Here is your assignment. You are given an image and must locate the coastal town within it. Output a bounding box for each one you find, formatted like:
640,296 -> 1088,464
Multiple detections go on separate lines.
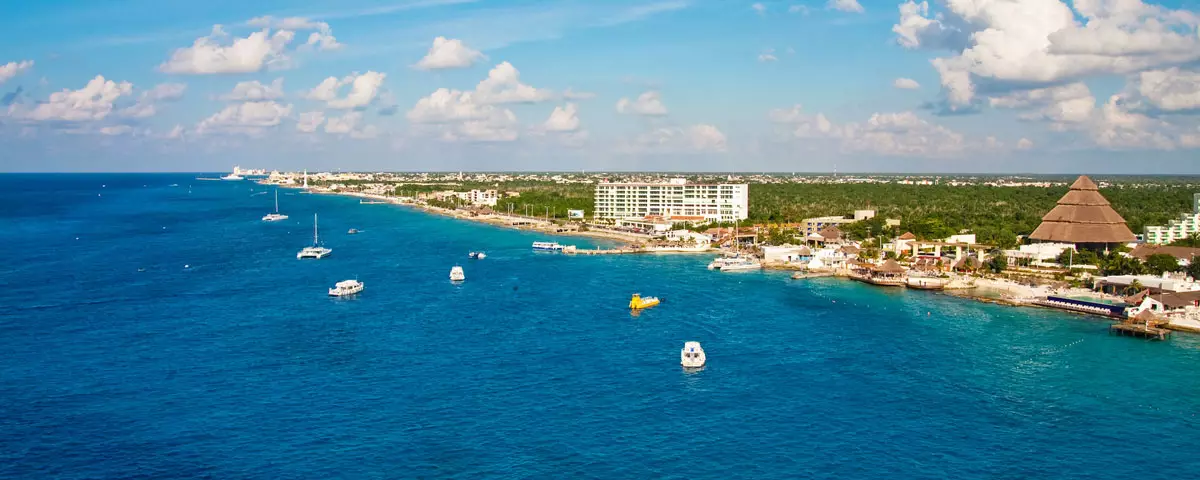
230,166 -> 1200,339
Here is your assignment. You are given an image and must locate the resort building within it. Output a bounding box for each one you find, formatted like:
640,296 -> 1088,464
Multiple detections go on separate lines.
1028,175 -> 1136,250
801,210 -> 876,235
593,178 -> 748,223
1144,194 -> 1200,245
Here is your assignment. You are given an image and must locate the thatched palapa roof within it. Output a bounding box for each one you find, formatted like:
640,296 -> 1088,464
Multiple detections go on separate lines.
872,259 -> 906,274
818,226 -> 843,241
1029,175 -> 1136,244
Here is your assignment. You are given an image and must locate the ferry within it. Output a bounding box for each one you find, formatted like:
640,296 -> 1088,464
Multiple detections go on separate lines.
297,214 -> 332,259
629,293 -> 660,310
681,341 -> 706,368
450,265 -> 466,282
532,241 -> 564,251
328,279 -> 364,297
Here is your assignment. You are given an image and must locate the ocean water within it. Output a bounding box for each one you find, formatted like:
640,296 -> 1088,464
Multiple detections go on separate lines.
3,174 -> 1199,479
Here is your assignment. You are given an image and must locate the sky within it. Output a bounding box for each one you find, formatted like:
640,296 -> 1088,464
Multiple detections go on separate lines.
2,0 -> 1200,173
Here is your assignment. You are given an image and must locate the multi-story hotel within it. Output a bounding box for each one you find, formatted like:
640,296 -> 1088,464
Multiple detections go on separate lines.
1144,193 -> 1200,245
593,178 -> 748,223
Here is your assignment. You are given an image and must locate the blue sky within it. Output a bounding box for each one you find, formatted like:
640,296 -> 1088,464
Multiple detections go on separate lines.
2,0 -> 1200,173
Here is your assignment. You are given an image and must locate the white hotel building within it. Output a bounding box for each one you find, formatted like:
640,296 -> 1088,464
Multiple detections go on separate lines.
1144,193 -> 1200,245
593,178 -> 749,223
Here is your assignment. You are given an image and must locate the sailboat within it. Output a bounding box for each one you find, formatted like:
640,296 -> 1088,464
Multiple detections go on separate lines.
297,214 -> 332,259
262,190 -> 288,221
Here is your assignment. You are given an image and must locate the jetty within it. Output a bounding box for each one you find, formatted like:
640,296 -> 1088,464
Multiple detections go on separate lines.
1109,311 -> 1172,340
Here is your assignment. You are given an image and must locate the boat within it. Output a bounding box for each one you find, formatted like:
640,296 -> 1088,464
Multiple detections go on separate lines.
360,199 -> 388,205
262,190 -> 288,221
328,279 -> 364,297
347,228 -> 359,234
469,252 -> 487,259
449,265 -> 466,281
629,293 -> 660,310
532,241 -> 564,251
220,173 -> 244,181
297,214 -> 333,259
681,341 -> 706,368
718,257 -> 762,272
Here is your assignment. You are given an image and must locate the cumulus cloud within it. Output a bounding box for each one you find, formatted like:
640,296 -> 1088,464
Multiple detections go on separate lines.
159,25 -> 295,74
305,71 -> 386,109
1017,138 -> 1034,149
634,124 -> 728,153
247,16 -> 342,51
323,111 -> 377,138
894,0 -> 1200,107
11,75 -> 133,122
544,103 -> 581,132
768,104 -> 1009,156
220,78 -> 284,101
0,60 -> 34,84
828,0 -> 864,13
415,37 -> 486,70
407,88 -> 518,142
616,91 -> 668,116
118,82 -> 187,118
474,62 -> 553,104
893,78 -> 920,90
296,111 -> 325,133
195,101 -> 292,135
1127,68 -> 1200,112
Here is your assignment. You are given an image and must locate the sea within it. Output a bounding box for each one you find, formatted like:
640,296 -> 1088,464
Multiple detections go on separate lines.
2,173 -> 1199,479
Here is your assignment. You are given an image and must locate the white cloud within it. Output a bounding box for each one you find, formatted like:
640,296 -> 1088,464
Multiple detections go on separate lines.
0,60 -> 34,84
99,125 -> 133,136
118,82 -> 187,119
160,25 -> 295,74
196,101 -> 293,135
758,49 -> 778,62
562,88 -> 596,100
893,78 -> 920,90
989,83 -> 1096,125
768,105 -> 1005,156
220,78 -> 285,101
407,88 -> 519,142
635,124 -> 728,152
324,111 -> 377,138
296,111 -> 325,133
544,103 -> 581,132
474,62 -> 553,104
1128,68 -> 1200,112
616,91 -> 668,116
752,3 -> 766,15
167,125 -> 185,139
11,75 -> 133,122
247,16 -> 342,51
1017,138 -> 1034,149
305,71 -> 386,109
894,0 -> 1200,106
828,0 -> 864,13
415,36 -> 486,70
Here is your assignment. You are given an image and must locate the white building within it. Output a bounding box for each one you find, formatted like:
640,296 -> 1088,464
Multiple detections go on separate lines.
453,189 -> 498,207
1144,193 -> 1200,244
593,178 -> 748,223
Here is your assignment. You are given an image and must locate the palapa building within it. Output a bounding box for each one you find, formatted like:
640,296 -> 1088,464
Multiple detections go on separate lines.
1029,175 -> 1136,249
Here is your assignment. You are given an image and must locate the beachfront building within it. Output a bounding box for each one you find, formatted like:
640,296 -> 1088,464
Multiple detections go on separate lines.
593,178 -> 748,223
801,210 -> 876,235
1097,273 -> 1200,295
762,245 -> 813,264
1028,175 -> 1136,251
458,189 -> 499,207
1144,193 -> 1200,245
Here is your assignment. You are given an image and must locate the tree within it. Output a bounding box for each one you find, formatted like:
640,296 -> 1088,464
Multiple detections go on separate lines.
1102,254 -> 1146,276
1144,254 -> 1182,275
1125,279 -> 1145,296
986,254 -> 1008,273
1188,260 -> 1200,280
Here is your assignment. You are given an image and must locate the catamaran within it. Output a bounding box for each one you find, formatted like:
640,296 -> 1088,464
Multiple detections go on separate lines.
262,190 -> 288,221
297,214 -> 332,259
449,265 -> 466,281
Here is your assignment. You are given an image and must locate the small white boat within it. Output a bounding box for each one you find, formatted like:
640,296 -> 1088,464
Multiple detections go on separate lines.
347,228 -> 359,234
450,265 -> 466,281
297,214 -> 332,259
532,241 -> 563,251
220,173 -> 244,181
681,341 -> 706,368
718,257 -> 762,272
262,189 -> 288,221
469,252 -> 487,259
328,279 -> 364,297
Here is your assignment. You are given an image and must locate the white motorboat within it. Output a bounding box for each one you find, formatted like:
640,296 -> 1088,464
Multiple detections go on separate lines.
297,214 -> 333,259
220,173 -> 244,181
328,279 -> 364,297
681,341 -> 706,368
718,257 -> 762,272
450,265 -> 466,281
262,189 -> 288,221
469,252 -> 487,259
532,241 -> 563,251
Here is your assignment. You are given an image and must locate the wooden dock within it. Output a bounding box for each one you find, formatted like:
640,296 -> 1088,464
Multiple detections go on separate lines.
1109,323 -> 1172,340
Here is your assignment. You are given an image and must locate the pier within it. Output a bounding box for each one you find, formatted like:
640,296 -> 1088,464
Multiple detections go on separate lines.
1109,323 -> 1172,340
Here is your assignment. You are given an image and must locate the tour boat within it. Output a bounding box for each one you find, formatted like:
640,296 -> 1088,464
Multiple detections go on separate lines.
262,190 -> 288,221
681,341 -> 706,368
532,241 -> 564,251
449,265 -> 466,281
629,293 -> 661,310
297,214 -> 333,259
718,257 -> 762,272
469,252 -> 487,259
347,228 -> 359,234
328,279 -> 364,297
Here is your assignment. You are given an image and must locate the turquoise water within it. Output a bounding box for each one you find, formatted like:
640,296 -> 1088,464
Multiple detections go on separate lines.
3,174 -> 1199,479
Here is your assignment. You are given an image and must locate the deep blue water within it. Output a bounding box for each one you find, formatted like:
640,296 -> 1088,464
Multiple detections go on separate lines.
3,174 -> 1199,479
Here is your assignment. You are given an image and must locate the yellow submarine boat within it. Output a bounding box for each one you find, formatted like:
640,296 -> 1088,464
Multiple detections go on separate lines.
629,293 -> 661,310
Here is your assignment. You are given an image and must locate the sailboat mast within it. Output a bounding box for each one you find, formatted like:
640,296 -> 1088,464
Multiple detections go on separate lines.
274,190 -> 279,213
313,213 -> 319,245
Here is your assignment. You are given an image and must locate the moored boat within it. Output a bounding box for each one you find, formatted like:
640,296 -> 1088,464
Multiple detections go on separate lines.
469,251 -> 487,259
681,341 -> 706,368
328,279 -> 364,297
450,265 -> 466,281
629,293 -> 661,310
532,241 -> 563,251
297,214 -> 332,259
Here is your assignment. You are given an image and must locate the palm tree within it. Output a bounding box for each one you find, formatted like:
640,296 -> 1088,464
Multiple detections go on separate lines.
1124,279 -> 1145,296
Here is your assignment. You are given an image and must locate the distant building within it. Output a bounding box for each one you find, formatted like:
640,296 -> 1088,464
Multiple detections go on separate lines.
457,189 -> 498,207
567,209 -> 585,219
593,178 -> 748,223
1144,193 -> 1200,245
801,209 -> 875,235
